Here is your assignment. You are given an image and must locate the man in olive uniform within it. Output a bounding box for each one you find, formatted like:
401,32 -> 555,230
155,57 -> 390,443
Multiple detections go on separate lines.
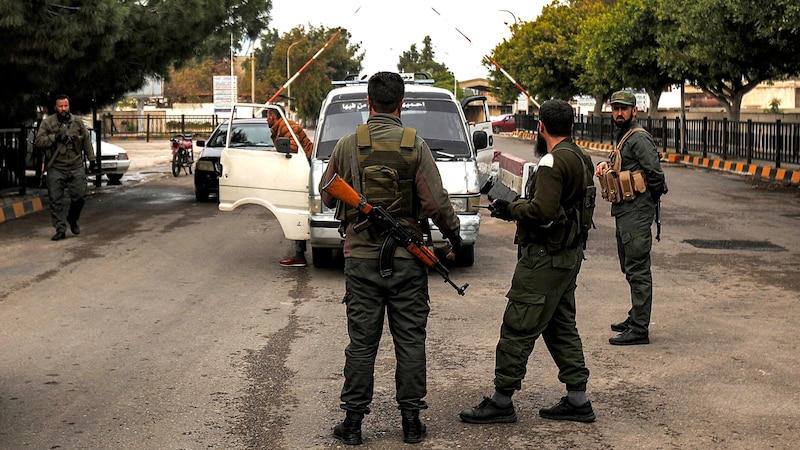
595,90 -> 667,345
319,72 -> 461,445
460,99 -> 596,424
34,94 -> 95,241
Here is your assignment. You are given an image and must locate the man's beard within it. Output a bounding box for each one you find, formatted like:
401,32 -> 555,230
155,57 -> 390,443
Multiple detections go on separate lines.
57,110 -> 71,122
534,134 -> 548,158
613,115 -> 633,129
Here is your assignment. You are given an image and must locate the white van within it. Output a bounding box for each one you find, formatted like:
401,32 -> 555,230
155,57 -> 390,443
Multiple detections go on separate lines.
217,76 -> 490,268
307,75 -> 490,267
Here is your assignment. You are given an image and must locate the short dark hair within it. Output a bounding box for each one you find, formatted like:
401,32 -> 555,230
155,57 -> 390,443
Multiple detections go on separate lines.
368,72 -> 404,113
268,104 -> 285,117
539,99 -> 573,137
55,94 -> 69,103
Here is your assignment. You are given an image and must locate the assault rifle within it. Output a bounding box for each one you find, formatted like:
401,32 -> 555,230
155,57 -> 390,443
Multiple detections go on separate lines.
322,173 -> 469,296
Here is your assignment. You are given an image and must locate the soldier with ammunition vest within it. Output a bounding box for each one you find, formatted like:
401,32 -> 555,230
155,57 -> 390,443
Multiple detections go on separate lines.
595,90 -> 667,346
319,71 -> 461,445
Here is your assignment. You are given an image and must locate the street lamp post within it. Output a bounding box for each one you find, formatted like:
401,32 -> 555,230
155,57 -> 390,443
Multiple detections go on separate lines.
286,39 -> 305,114
498,9 -> 518,26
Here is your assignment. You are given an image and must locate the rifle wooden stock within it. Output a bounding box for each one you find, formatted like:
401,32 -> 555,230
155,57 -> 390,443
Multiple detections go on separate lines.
321,173 -> 371,214
322,173 -> 468,296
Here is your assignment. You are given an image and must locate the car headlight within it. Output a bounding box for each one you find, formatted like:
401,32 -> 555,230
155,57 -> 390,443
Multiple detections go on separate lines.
196,160 -> 215,172
450,196 -> 481,213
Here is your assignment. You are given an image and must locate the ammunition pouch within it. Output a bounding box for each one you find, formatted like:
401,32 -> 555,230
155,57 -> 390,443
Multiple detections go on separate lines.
601,128 -> 649,204
601,169 -> 646,204
600,169 -> 622,203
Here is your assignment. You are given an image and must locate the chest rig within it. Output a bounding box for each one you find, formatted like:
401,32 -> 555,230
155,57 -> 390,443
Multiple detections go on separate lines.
343,124 -> 419,224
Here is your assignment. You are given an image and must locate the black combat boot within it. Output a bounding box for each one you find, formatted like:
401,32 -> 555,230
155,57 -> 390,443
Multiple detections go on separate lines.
401,409 -> 427,444
333,411 -> 363,445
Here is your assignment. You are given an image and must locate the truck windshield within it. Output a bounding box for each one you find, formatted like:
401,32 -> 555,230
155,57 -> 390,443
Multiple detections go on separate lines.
208,123 -> 275,149
315,98 -> 471,160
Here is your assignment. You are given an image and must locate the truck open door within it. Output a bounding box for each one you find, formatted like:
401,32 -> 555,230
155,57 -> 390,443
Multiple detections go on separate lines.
218,104 -> 311,241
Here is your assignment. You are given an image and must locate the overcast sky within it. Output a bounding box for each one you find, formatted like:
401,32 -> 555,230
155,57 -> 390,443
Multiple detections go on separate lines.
268,0 -> 548,81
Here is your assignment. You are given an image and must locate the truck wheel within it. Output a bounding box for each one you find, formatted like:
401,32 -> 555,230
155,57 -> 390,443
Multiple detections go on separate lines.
455,243 -> 475,267
195,189 -> 209,202
312,247 -> 334,268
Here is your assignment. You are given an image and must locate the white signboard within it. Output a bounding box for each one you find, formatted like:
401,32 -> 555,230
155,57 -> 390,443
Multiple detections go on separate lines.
213,76 -> 238,113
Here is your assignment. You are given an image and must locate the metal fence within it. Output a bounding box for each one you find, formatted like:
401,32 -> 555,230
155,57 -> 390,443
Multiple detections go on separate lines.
0,127 -> 35,195
0,115 -> 225,195
100,114 -> 222,141
516,114 -> 800,168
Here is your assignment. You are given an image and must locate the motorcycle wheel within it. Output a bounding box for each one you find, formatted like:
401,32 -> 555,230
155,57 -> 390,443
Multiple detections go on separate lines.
182,151 -> 193,174
172,154 -> 181,177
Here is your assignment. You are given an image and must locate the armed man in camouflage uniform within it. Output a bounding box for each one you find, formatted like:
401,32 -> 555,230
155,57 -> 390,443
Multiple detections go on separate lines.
34,94 -> 95,241
319,72 -> 461,445
595,90 -> 667,345
460,99 -> 596,425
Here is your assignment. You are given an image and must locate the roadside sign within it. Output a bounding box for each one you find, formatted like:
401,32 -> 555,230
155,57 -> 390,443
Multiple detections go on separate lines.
213,76 -> 237,113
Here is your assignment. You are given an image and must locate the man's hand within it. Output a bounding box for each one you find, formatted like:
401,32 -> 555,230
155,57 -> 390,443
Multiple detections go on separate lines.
445,233 -> 462,260
594,161 -> 609,178
489,199 -> 514,221
56,133 -> 70,144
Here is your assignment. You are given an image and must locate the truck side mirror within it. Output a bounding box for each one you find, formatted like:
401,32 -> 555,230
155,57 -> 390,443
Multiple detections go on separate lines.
472,130 -> 488,151
277,137 -> 292,157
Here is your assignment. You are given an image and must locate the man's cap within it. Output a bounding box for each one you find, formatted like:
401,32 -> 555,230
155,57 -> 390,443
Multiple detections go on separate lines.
610,91 -> 636,106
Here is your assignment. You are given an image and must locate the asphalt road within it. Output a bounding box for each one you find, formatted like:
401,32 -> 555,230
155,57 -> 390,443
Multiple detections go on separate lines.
1,136 -> 799,449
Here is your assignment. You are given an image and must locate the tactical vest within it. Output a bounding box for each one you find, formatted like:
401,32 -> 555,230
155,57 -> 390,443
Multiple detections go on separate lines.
557,145 -> 596,250
523,143 -> 595,253
342,124 -> 419,223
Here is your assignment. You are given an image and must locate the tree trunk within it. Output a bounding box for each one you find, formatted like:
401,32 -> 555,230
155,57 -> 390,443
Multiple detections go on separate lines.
593,95 -> 604,117
646,90 -> 662,118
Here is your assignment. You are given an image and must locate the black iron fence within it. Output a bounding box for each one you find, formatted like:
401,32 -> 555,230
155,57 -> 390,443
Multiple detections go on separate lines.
1,115 -> 225,194
101,114 -> 222,141
0,126 -> 36,195
515,114 -> 800,168
5,112 -> 799,195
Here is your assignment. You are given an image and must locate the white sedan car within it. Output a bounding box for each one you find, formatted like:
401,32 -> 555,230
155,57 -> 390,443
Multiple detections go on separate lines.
90,130 -> 130,183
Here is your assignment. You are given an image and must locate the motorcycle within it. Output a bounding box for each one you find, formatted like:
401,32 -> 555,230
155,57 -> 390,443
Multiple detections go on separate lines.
170,133 -> 194,177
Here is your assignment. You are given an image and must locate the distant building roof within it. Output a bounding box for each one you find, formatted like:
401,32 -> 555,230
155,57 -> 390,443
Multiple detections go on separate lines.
459,78 -> 491,92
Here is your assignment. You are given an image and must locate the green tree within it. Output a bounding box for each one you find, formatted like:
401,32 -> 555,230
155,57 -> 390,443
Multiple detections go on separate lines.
577,0 -> 679,117
163,58 -> 232,103
262,25 -> 362,122
0,0 -> 273,124
195,0 -> 274,59
489,1 -> 594,109
398,36 -> 458,97
656,0 -> 800,121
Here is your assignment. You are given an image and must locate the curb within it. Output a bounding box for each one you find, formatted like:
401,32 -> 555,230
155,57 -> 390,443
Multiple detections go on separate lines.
0,196 -> 44,223
665,153 -> 800,185
508,132 -> 799,186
